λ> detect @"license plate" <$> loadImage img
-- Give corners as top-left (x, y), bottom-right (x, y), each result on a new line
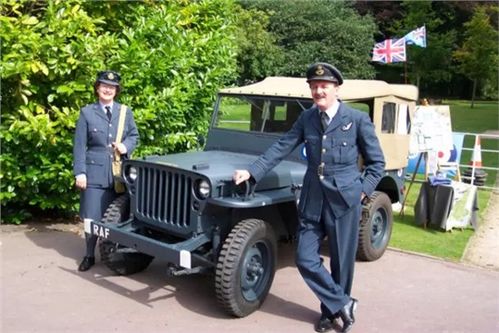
top-left (83, 219), bottom-right (110, 239)
top-left (93, 224), bottom-right (110, 239)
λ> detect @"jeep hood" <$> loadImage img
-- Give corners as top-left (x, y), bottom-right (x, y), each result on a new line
top-left (138, 150), bottom-right (306, 191)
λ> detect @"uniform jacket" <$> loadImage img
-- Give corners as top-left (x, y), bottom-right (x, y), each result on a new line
top-left (248, 103), bottom-right (385, 221)
top-left (73, 102), bottom-right (139, 188)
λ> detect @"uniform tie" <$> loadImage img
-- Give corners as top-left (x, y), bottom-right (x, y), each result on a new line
top-left (321, 111), bottom-right (329, 131)
top-left (105, 106), bottom-right (112, 121)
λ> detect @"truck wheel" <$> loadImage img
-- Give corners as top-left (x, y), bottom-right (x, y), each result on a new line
top-left (215, 219), bottom-right (277, 317)
top-left (356, 191), bottom-right (393, 261)
top-left (99, 195), bottom-right (154, 275)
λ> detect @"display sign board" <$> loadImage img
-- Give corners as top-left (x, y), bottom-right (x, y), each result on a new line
top-left (409, 105), bottom-right (455, 175)
top-left (446, 182), bottom-right (478, 231)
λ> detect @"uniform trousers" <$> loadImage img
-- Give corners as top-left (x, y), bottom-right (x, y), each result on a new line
top-left (295, 198), bottom-right (361, 317)
top-left (80, 187), bottom-right (117, 257)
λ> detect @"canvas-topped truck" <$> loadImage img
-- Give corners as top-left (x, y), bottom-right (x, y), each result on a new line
top-left (86, 77), bottom-right (418, 317)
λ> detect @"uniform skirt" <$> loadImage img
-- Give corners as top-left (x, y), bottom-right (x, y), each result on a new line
top-left (79, 187), bottom-right (117, 221)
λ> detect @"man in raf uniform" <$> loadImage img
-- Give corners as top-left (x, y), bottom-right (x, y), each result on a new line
top-left (73, 70), bottom-right (139, 271)
top-left (233, 62), bottom-right (385, 332)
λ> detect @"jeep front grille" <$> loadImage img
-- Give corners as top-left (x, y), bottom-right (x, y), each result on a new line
top-left (135, 166), bottom-right (192, 228)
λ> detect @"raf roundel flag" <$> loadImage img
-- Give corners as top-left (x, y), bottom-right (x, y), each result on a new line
top-left (404, 26), bottom-right (427, 48)
top-left (372, 38), bottom-right (407, 64)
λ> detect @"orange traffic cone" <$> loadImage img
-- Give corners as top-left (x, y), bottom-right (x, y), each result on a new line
top-left (469, 136), bottom-right (483, 167)
top-left (463, 135), bottom-right (487, 186)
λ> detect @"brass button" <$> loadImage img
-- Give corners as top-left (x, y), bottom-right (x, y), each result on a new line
top-left (319, 175), bottom-right (324, 180)
top-left (323, 135), bottom-right (327, 140)
top-left (342, 141), bottom-right (347, 146)
top-left (322, 148), bottom-right (326, 154)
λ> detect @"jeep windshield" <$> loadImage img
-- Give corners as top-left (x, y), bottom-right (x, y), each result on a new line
top-left (214, 95), bottom-right (314, 134)
top-left (213, 94), bottom-right (373, 134)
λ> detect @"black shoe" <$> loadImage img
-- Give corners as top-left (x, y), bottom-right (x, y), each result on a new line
top-left (78, 256), bottom-right (95, 271)
top-left (339, 298), bottom-right (358, 333)
top-left (314, 315), bottom-right (337, 333)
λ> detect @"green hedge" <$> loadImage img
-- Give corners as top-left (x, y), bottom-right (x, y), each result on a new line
top-left (1, 0), bottom-right (237, 223)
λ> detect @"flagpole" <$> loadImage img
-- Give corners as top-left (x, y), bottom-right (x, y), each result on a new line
top-left (404, 59), bottom-right (407, 84)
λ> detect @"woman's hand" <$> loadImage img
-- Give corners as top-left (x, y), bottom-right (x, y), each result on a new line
top-left (75, 174), bottom-right (87, 190)
top-left (112, 142), bottom-right (127, 155)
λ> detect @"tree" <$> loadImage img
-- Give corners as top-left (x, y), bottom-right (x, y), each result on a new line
top-left (357, 0), bottom-right (497, 98)
top-left (354, 0), bottom-right (404, 39)
top-left (385, 1), bottom-right (457, 90)
top-left (240, 0), bottom-right (377, 79)
top-left (232, 5), bottom-right (285, 84)
top-left (453, 6), bottom-right (499, 107)
top-left (1, 0), bottom-right (238, 223)
top-left (1, 0), bottom-right (117, 222)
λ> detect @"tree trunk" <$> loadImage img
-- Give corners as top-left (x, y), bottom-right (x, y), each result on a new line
top-left (471, 79), bottom-right (477, 108)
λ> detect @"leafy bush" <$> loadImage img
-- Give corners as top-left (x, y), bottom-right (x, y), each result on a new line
top-left (1, 0), bottom-right (237, 223)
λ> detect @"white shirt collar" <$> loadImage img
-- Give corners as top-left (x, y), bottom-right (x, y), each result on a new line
top-left (99, 102), bottom-right (113, 112)
top-left (319, 100), bottom-right (340, 123)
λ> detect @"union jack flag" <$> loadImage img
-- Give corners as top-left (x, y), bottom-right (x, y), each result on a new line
top-left (372, 38), bottom-right (406, 64)
top-left (404, 26), bottom-right (427, 48)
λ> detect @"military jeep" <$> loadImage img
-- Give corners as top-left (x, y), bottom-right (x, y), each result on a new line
top-left (86, 77), bottom-right (418, 317)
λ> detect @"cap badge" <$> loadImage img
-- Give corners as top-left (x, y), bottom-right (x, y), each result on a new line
top-left (315, 65), bottom-right (325, 76)
top-left (107, 72), bottom-right (115, 80)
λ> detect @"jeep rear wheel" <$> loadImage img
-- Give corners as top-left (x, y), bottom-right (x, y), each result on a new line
top-left (99, 195), bottom-right (154, 275)
top-left (357, 191), bottom-right (393, 261)
top-left (215, 219), bottom-right (277, 317)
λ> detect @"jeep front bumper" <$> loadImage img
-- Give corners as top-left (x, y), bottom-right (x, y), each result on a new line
top-left (84, 219), bottom-right (213, 269)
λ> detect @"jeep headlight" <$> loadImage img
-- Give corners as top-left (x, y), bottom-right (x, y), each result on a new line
top-left (195, 179), bottom-right (211, 199)
top-left (125, 165), bottom-right (138, 183)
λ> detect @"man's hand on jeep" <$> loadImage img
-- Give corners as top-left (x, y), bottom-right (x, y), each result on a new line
top-left (233, 170), bottom-right (250, 185)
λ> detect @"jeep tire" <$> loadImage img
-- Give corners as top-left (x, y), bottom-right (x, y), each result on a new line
top-left (357, 191), bottom-right (393, 261)
top-left (99, 195), bottom-right (154, 275)
top-left (215, 219), bottom-right (277, 317)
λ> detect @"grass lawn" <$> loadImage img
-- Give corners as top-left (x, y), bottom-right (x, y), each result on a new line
top-left (446, 99), bottom-right (499, 188)
top-left (390, 99), bottom-right (498, 261)
top-left (391, 182), bottom-right (491, 261)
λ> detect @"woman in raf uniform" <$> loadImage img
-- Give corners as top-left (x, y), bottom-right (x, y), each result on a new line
top-left (73, 70), bottom-right (139, 272)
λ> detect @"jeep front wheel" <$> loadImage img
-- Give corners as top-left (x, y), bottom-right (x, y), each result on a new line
top-left (356, 191), bottom-right (393, 261)
top-left (99, 195), bottom-right (154, 275)
top-left (215, 219), bottom-right (277, 317)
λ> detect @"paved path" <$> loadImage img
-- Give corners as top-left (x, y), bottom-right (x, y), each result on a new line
top-left (461, 129), bottom-right (499, 270)
top-left (463, 191), bottom-right (499, 270)
top-left (1, 227), bottom-right (498, 333)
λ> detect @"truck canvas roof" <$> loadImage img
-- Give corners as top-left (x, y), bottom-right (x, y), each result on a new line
top-left (220, 76), bottom-right (418, 102)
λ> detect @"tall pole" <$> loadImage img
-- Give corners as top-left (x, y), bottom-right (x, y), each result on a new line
top-left (404, 60), bottom-right (408, 84)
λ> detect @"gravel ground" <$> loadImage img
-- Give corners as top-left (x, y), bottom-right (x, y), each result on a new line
top-left (462, 190), bottom-right (499, 270)
top-left (460, 129), bottom-right (499, 270)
